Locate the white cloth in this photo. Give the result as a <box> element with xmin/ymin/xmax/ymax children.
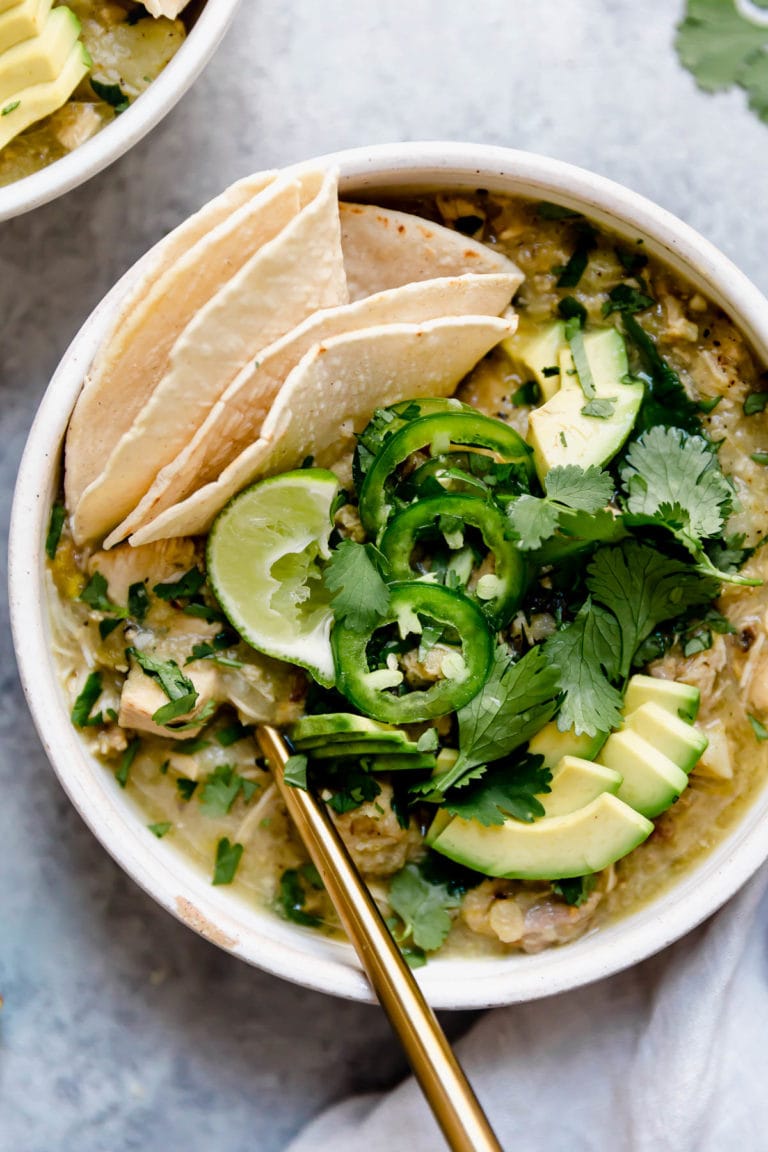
<box><xmin>286</xmin><ymin>867</ymin><xmax>768</xmax><ymax>1151</ymax></box>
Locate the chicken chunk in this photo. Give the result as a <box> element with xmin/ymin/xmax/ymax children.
<box><xmin>461</xmin><ymin>875</ymin><xmax>608</xmax><ymax>953</ymax></box>
<box><xmin>331</xmin><ymin>781</ymin><xmax>420</xmax><ymax>877</ymax></box>
<box><xmin>88</xmin><ymin>538</ymin><xmax>198</xmax><ymax>605</ymax></box>
<box><xmin>118</xmin><ymin>663</ymin><xmax>218</xmax><ymax>740</ymax></box>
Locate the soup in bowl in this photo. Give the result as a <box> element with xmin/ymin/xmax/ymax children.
<box><xmin>10</xmin><ymin>143</ymin><xmax>768</xmax><ymax>1006</ymax></box>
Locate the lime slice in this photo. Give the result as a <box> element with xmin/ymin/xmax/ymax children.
<box><xmin>207</xmin><ymin>470</ymin><xmax>339</xmax><ymax>686</ymax></box>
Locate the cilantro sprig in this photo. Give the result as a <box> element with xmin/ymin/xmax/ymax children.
<box><xmin>127</xmin><ymin>647</ymin><xmax>200</xmax><ymax>726</ymax></box>
<box><xmin>388</xmin><ymin>862</ymin><xmax>461</xmax><ymax>953</ymax></box>
<box><xmin>444</xmin><ymin>752</ymin><xmax>552</xmax><ymax>827</ymax></box>
<box><xmin>508</xmin><ymin>465</ymin><xmax>614</xmax><ymax>550</ymax></box>
<box><xmin>676</xmin><ymin>0</ymin><xmax>768</xmax><ymax>125</ymax></box>
<box><xmin>415</xmin><ymin>646</ymin><xmax>561</xmax><ymax>799</ymax></box>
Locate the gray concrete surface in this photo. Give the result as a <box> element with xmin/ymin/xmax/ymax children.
<box><xmin>2</xmin><ymin>2</ymin><xmax>768</xmax><ymax>1148</ymax></box>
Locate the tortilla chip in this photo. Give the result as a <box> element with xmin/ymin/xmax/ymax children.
<box><xmin>77</xmin><ymin>168</ymin><xmax>346</xmax><ymax>548</ymax></box>
<box><xmin>65</xmin><ymin>169</ymin><xmax>304</xmax><ymax>523</ymax></box>
<box><xmin>340</xmin><ymin>202</ymin><xmax>524</xmax><ymax>301</ymax></box>
<box><xmin>129</xmin><ymin>313</ymin><xmax>513</xmax><ymax>546</ymax></box>
<box><xmin>108</xmin><ymin>272</ymin><xmax>520</xmax><ymax>547</ymax></box>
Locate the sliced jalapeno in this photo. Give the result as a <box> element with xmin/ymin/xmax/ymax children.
<box><xmin>358</xmin><ymin>410</ymin><xmax>533</xmax><ymax>536</ymax></box>
<box><xmin>352</xmin><ymin>397</ymin><xmax>472</xmax><ymax>491</ymax></box>
<box><xmin>331</xmin><ymin>581</ymin><xmax>493</xmax><ymax>723</ymax></box>
<box><xmin>400</xmin><ymin>450</ymin><xmax>529</xmax><ymax>504</ymax></box>
<box><xmin>379</xmin><ymin>493</ymin><xmax>527</xmax><ymax>627</ymax></box>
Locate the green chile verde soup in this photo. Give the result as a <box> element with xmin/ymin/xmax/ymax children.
<box><xmin>47</xmin><ymin>184</ymin><xmax>768</xmax><ymax>964</ymax></box>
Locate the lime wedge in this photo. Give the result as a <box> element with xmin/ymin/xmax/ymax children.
<box><xmin>207</xmin><ymin>470</ymin><xmax>339</xmax><ymax>686</ymax></box>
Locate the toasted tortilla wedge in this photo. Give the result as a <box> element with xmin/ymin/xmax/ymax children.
<box><xmin>128</xmin><ymin>313</ymin><xmax>513</xmax><ymax>546</ymax></box>
<box><xmin>340</xmin><ymin>202</ymin><xmax>524</xmax><ymax>301</ymax></box>
<box><xmin>107</xmin><ymin>272</ymin><xmax>519</xmax><ymax>547</ymax></box>
<box><xmin>77</xmin><ymin>168</ymin><xmax>346</xmax><ymax>547</ymax></box>
<box><xmin>65</xmin><ymin>169</ymin><xmax>304</xmax><ymax>520</ymax></box>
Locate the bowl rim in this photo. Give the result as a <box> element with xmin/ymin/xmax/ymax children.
<box><xmin>0</xmin><ymin>0</ymin><xmax>242</xmax><ymax>224</ymax></box>
<box><xmin>10</xmin><ymin>141</ymin><xmax>768</xmax><ymax>1008</ymax></box>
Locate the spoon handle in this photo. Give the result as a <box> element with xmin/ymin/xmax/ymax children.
<box><xmin>257</xmin><ymin>725</ymin><xmax>502</xmax><ymax>1152</ymax></box>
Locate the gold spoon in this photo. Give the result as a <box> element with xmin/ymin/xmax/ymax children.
<box><xmin>257</xmin><ymin>724</ymin><xmax>503</xmax><ymax>1152</ymax></box>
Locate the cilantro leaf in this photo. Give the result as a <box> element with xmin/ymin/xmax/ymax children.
<box><xmin>153</xmin><ymin>567</ymin><xmax>205</xmax><ymax>601</ymax></box>
<box><xmin>46</xmin><ymin>502</ymin><xmax>66</xmax><ymax>560</ymax></box>
<box><xmin>507</xmin><ymin>494</ymin><xmax>560</xmax><ymax>550</ymax></box>
<box><xmin>544</xmin><ymin>600</ymin><xmax>624</xmax><ymax>736</ymax></box>
<box><xmin>545</xmin><ymin>465</ymin><xmax>614</xmax><ymax>512</ymax></box>
<box><xmin>176</xmin><ymin>777</ymin><xmax>198</xmax><ymax>801</ymax></box>
<box><xmin>79</xmin><ymin>571</ymin><xmax>126</xmax><ymax>616</ymax></box>
<box><xmin>71</xmin><ymin>671</ymin><xmax>103</xmax><ymax>727</ymax></box>
<box><xmin>418</xmin><ymin>646</ymin><xmax>561</xmax><ymax>797</ymax></box>
<box><xmin>216</xmin><ymin>721</ymin><xmax>252</xmax><ymax>746</ymax></box>
<box><xmin>552</xmin><ymin>874</ymin><xmax>597</xmax><ymax>906</ymax></box>
<box><xmin>323</xmin><ymin>540</ymin><xmax>391</xmax><ymax>630</ymax></box>
<box><xmin>445</xmin><ymin>753</ymin><xmax>552</xmax><ymax>826</ymax></box>
<box><xmin>621</xmin><ymin>427</ymin><xmax>733</xmax><ymax>543</ymax></box>
<box><xmin>90</xmin><ymin>78</ymin><xmax>130</xmax><ymax>112</ymax></box>
<box><xmin>284</xmin><ymin>754</ymin><xmax>308</xmax><ymax>790</ymax></box>
<box><xmin>277</xmin><ymin>867</ymin><xmax>322</xmax><ymax>927</ymax></box>
<box><xmin>747</xmin><ymin>713</ymin><xmax>768</xmax><ymax>741</ymax></box>
<box><xmin>127</xmin><ymin>647</ymin><xmax>199</xmax><ymax>725</ymax></box>
<box><xmin>325</xmin><ymin>765</ymin><xmax>381</xmax><ymax>813</ymax></box>
<box><xmin>148</xmin><ymin>822</ymin><xmax>172</xmax><ymax>839</ymax></box>
<box><xmin>581</xmin><ymin>398</ymin><xmax>617</xmax><ymax>419</ymax></box>
<box><xmin>586</xmin><ymin>540</ymin><xmax>720</xmax><ymax>679</ymax></box>
<box><xmin>623</xmin><ymin>314</ymin><xmax>702</xmax><ymax>435</ymax></box>
<box><xmin>676</xmin><ymin>0</ymin><xmax>768</xmax><ymax>124</ymax></box>
<box><xmin>556</xmin><ymin>222</ymin><xmax>597</xmax><ymax>288</ymax></box>
<box><xmin>199</xmin><ymin>765</ymin><xmax>243</xmax><ymax>817</ymax></box>
<box><xmin>507</xmin><ymin>465</ymin><xmax>613</xmax><ymax>549</ymax></box>
<box><xmin>115</xmin><ymin>737</ymin><xmax>140</xmax><ymax>788</ymax></box>
<box><xmin>602</xmin><ymin>284</ymin><xmax>655</xmax><ymax>316</ymax></box>
<box><xmin>212</xmin><ymin>837</ymin><xmax>244</xmax><ymax>885</ymax></box>
<box><xmin>127</xmin><ymin>581</ymin><xmax>150</xmax><ymax>622</ymax></box>
<box><xmin>388</xmin><ymin>862</ymin><xmax>461</xmax><ymax>952</ymax></box>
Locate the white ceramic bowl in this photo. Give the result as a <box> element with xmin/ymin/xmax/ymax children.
<box><xmin>10</xmin><ymin>142</ymin><xmax>768</xmax><ymax>1007</ymax></box>
<box><xmin>0</xmin><ymin>0</ymin><xmax>241</xmax><ymax>223</ymax></box>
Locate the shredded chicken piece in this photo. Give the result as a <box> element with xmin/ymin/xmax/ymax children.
<box><xmin>461</xmin><ymin>874</ymin><xmax>611</xmax><ymax>953</ymax></box>
<box><xmin>330</xmin><ymin>781</ymin><xmax>420</xmax><ymax>877</ymax></box>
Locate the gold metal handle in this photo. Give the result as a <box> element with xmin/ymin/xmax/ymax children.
<box><xmin>257</xmin><ymin>724</ymin><xmax>503</xmax><ymax>1152</ymax></box>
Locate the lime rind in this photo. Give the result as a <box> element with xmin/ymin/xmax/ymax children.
<box><xmin>207</xmin><ymin>470</ymin><xmax>340</xmax><ymax>686</ymax></box>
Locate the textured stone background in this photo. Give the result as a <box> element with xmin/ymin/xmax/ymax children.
<box><xmin>2</xmin><ymin>2</ymin><xmax>768</xmax><ymax>1149</ymax></box>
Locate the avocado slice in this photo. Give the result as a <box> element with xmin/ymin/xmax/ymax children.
<box><xmin>527</xmin><ymin>328</ymin><xmax>644</xmax><ymax>482</ymax></box>
<box><xmin>0</xmin><ymin>6</ymin><xmax>80</xmax><ymax>103</ymax></box>
<box><xmin>541</xmin><ymin>756</ymin><xmax>622</xmax><ymax>817</ymax></box>
<box><xmin>501</xmin><ymin>318</ymin><xmax>566</xmax><ymax>402</ymax></box>
<box><xmin>306</xmin><ymin>738</ymin><xmax>423</xmax><ymax>759</ymax></box>
<box><xmin>0</xmin><ymin>0</ymin><xmax>52</xmax><ymax>54</ymax></box>
<box><xmin>0</xmin><ymin>40</ymin><xmax>90</xmax><ymax>150</ymax></box>
<box><xmin>291</xmin><ymin>713</ymin><xmax>404</xmax><ymax>744</ymax></box>
<box><xmin>528</xmin><ymin>720</ymin><xmax>608</xmax><ymax>769</ymax></box>
<box><xmin>597</xmin><ymin>729</ymin><xmax>689</xmax><ymax>818</ymax></box>
<box><xmin>622</xmin><ymin>674</ymin><xmax>700</xmax><ymax>724</ymax></box>
<box><xmin>430</xmin><ymin>793</ymin><xmax>653</xmax><ymax>880</ymax></box>
<box><xmin>623</xmin><ymin>702</ymin><xmax>708</xmax><ymax>774</ymax></box>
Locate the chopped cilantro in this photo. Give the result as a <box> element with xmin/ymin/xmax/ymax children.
<box><xmin>748</xmin><ymin>713</ymin><xmax>768</xmax><ymax>741</ymax></box>
<box><xmin>445</xmin><ymin>752</ymin><xmax>552</xmax><ymax>826</ymax></box>
<box><xmin>176</xmin><ymin>777</ymin><xmax>198</xmax><ymax>801</ymax></box>
<box><xmin>698</xmin><ymin>395</ymin><xmax>722</xmax><ymax>414</ymax></box>
<box><xmin>325</xmin><ymin>765</ymin><xmax>381</xmax><ymax>813</ymax></box>
<box><xmin>99</xmin><ymin>618</ymin><xmax>122</xmax><ymax>640</ymax></box>
<box><xmin>127</xmin><ymin>581</ymin><xmax>149</xmax><ymax>622</ymax></box>
<box><xmin>79</xmin><ymin>571</ymin><xmax>125</xmax><ymax>615</ymax></box>
<box><xmin>148</xmin><ymin>822</ymin><xmax>172</xmax><ymax>838</ymax></box>
<box><xmin>2</xmin><ymin>100</ymin><xmax>20</xmax><ymax>116</ymax></box>
<box><xmin>552</xmin><ymin>875</ymin><xmax>597</xmax><ymax>906</ymax></box>
<box><xmin>90</xmin><ymin>78</ymin><xmax>130</xmax><ymax>113</ymax></box>
<box><xmin>276</xmin><ymin>867</ymin><xmax>322</xmax><ymax>927</ymax></box>
<box><xmin>153</xmin><ymin>567</ymin><xmax>205</xmax><ymax>601</ymax></box>
<box><xmin>212</xmin><ymin>837</ymin><xmax>244</xmax><ymax>885</ymax></box>
<box><xmin>581</xmin><ymin>398</ymin><xmax>617</xmax><ymax>419</ymax></box>
<box><xmin>388</xmin><ymin>862</ymin><xmax>461</xmax><ymax>952</ymax></box>
<box><xmin>199</xmin><ymin>765</ymin><xmax>244</xmax><ymax>817</ymax></box>
<box><xmin>182</xmin><ymin>602</ymin><xmax>226</xmax><ymax>623</ymax></box>
<box><xmin>751</xmin><ymin>452</ymin><xmax>768</xmax><ymax>465</ymax></box>
<box><xmin>284</xmin><ymin>754</ymin><xmax>309</xmax><ymax>790</ymax></box>
<box><xmin>46</xmin><ymin>503</ymin><xmax>66</xmax><ymax>560</ymax></box>
<box><xmin>623</xmin><ymin>313</ymin><xmax>702</xmax><ymax>435</ymax></box>
<box><xmin>71</xmin><ymin>671</ymin><xmax>104</xmax><ymax>727</ymax></box>
<box><xmin>216</xmin><ymin>721</ymin><xmax>252</xmax><ymax>747</ymax></box>
<box><xmin>510</xmin><ymin>380</ymin><xmax>540</xmax><ymax>407</ymax></box>
<box><xmin>744</xmin><ymin>391</ymin><xmax>768</xmax><ymax>415</ymax></box>
<box><xmin>615</xmin><ymin>247</ymin><xmax>649</xmax><ymax>278</ymax></box>
<box><xmin>115</xmin><ymin>737</ymin><xmax>140</xmax><ymax>788</ymax></box>
<box><xmin>602</xmin><ymin>284</ymin><xmax>655</xmax><ymax>316</ymax></box>
<box><xmin>557</xmin><ymin>296</ymin><xmax>587</xmax><ymax>326</ymax></box>
<box><xmin>536</xmin><ymin>202</ymin><xmax>581</xmax><ymax>220</ymax></box>
<box><xmin>172</xmin><ymin>736</ymin><xmax>210</xmax><ymax>754</ymax></box>
<box><xmin>556</xmin><ymin>223</ymin><xmax>597</xmax><ymax>289</ymax></box>
<box><xmin>323</xmin><ymin>540</ymin><xmax>391</xmax><ymax>631</ymax></box>
<box><xmin>568</xmin><ymin>328</ymin><xmax>596</xmax><ymax>398</ymax></box>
